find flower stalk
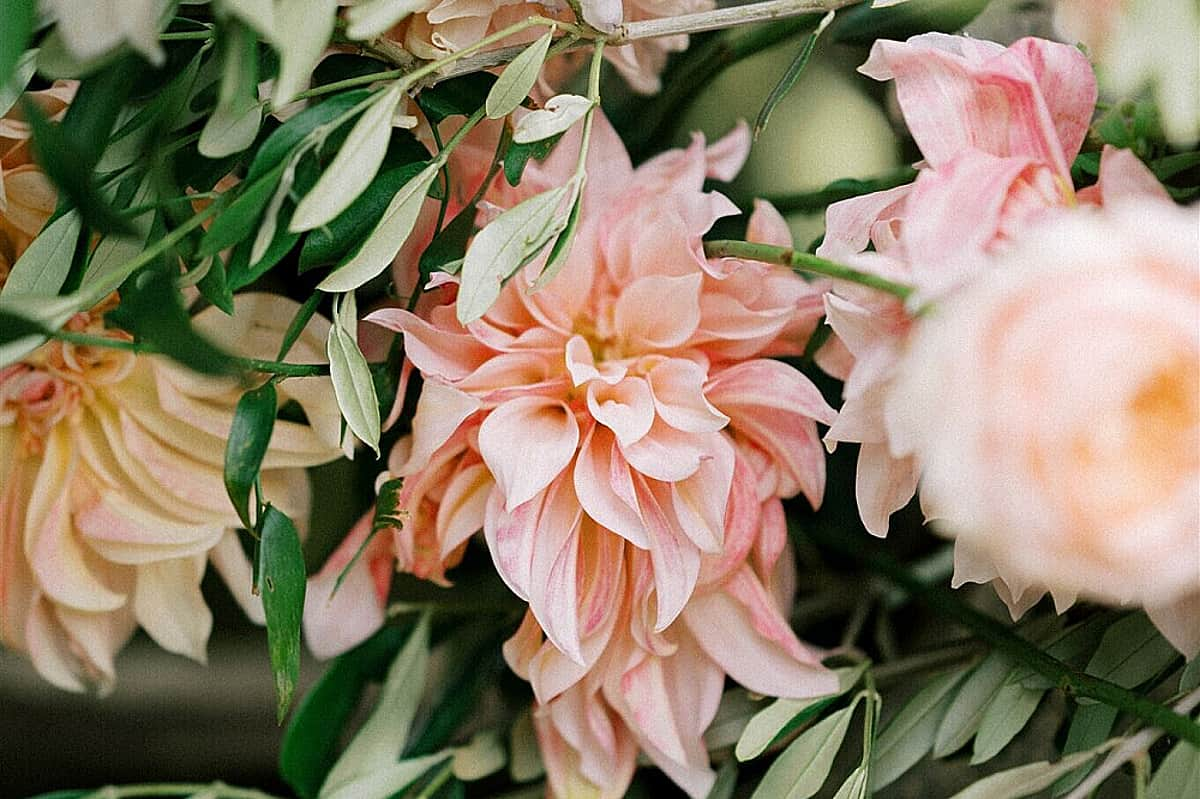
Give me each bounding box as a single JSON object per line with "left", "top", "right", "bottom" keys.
{"left": 703, "top": 239, "right": 916, "bottom": 300}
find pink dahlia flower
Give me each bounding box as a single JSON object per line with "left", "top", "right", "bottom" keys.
{"left": 817, "top": 34, "right": 1170, "bottom": 537}
{"left": 886, "top": 198, "right": 1200, "bottom": 657}
{"left": 306, "top": 115, "right": 840, "bottom": 794}
{"left": 0, "top": 294, "right": 342, "bottom": 691}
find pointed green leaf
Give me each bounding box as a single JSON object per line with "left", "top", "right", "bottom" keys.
{"left": 200, "top": 21, "right": 263, "bottom": 158}
{"left": 1182, "top": 658, "right": 1200, "bottom": 693}
{"left": 707, "top": 761, "right": 738, "bottom": 799}
{"left": 736, "top": 664, "right": 864, "bottom": 762}
{"left": 970, "top": 682, "right": 1044, "bottom": 764}
{"left": 258, "top": 505, "right": 306, "bottom": 723}
{"left": 317, "top": 161, "right": 439, "bottom": 293}
{"left": 1147, "top": 741, "right": 1200, "bottom": 799}
{"left": 831, "top": 765, "right": 868, "bottom": 799}
{"left": 934, "top": 653, "right": 1013, "bottom": 758}
{"left": 291, "top": 84, "right": 404, "bottom": 232}
{"left": 198, "top": 161, "right": 286, "bottom": 257}
{"left": 0, "top": 48, "right": 38, "bottom": 119}
{"left": 754, "top": 10, "right": 833, "bottom": 137}
{"left": 831, "top": 0, "right": 990, "bottom": 45}
{"left": 321, "top": 613, "right": 433, "bottom": 796}
{"left": 485, "top": 30, "right": 553, "bottom": 119}
{"left": 1, "top": 210, "right": 82, "bottom": 298}
{"left": 1052, "top": 702, "right": 1119, "bottom": 796}
{"left": 503, "top": 131, "right": 563, "bottom": 186}
{"left": 281, "top": 624, "right": 415, "bottom": 799}
{"left": 457, "top": 184, "right": 567, "bottom": 324}
{"left": 322, "top": 753, "right": 450, "bottom": 799}
{"left": 0, "top": 0, "right": 35, "bottom": 91}
{"left": 870, "top": 668, "right": 965, "bottom": 791}
{"left": 529, "top": 180, "right": 583, "bottom": 292}
{"left": 1084, "top": 612, "right": 1181, "bottom": 691}
{"left": 326, "top": 295, "right": 381, "bottom": 453}
{"left": 947, "top": 744, "right": 1115, "bottom": 799}
{"left": 512, "top": 93, "right": 592, "bottom": 143}
{"left": 750, "top": 698, "right": 861, "bottom": 799}
{"left": 416, "top": 72, "right": 496, "bottom": 124}
{"left": 224, "top": 380, "right": 278, "bottom": 529}
{"left": 247, "top": 90, "right": 373, "bottom": 184}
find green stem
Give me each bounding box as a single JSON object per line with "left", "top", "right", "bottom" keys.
{"left": 49, "top": 330, "right": 333, "bottom": 377}
{"left": 803, "top": 527, "right": 1200, "bottom": 747}
{"left": 413, "top": 761, "right": 456, "bottom": 799}
{"left": 158, "top": 31, "right": 214, "bottom": 42}
{"left": 82, "top": 782, "right": 283, "bottom": 799}
{"left": 703, "top": 239, "right": 914, "bottom": 300}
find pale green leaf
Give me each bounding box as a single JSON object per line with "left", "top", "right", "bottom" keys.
{"left": 735, "top": 664, "right": 864, "bottom": 762}
{"left": 1084, "top": 613, "right": 1181, "bottom": 691}
{"left": 934, "top": 653, "right": 1013, "bottom": 757}
{"left": 0, "top": 48, "right": 38, "bottom": 119}
{"left": 456, "top": 185, "right": 567, "bottom": 324}
{"left": 970, "top": 682, "right": 1044, "bottom": 764}
{"left": 292, "top": 85, "right": 403, "bottom": 232}
{"left": 199, "top": 100, "right": 263, "bottom": 158}
{"left": 706, "top": 761, "right": 738, "bottom": 799}
{"left": 1052, "top": 702, "right": 1118, "bottom": 796}
{"left": 1181, "top": 658, "right": 1200, "bottom": 693}
{"left": 200, "top": 21, "right": 263, "bottom": 158}
{"left": 870, "top": 669, "right": 965, "bottom": 792}
{"left": 705, "top": 689, "right": 760, "bottom": 752}
{"left": 1, "top": 211, "right": 81, "bottom": 298}
{"left": 1147, "top": 741, "right": 1200, "bottom": 799}
{"left": 831, "top": 766, "right": 868, "bottom": 799}
{"left": 326, "top": 295, "right": 381, "bottom": 455}
{"left": 317, "top": 161, "right": 439, "bottom": 293}
{"left": 0, "top": 294, "right": 79, "bottom": 367}
{"left": 750, "top": 697, "right": 861, "bottom": 799}
{"left": 272, "top": 0, "right": 338, "bottom": 106}
{"left": 345, "top": 0, "right": 429, "bottom": 40}
{"left": 322, "top": 753, "right": 450, "bottom": 799}
{"left": 320, "top": 613, "right": 433, "bottom": 797}
{"left": 947, "top": 744, "right": 1117, "bottom": 799}
{"left": 512, "top": 93, "right": 593, "bottom": 144}
{"left": 485, "top": 30, "right": 553, "bottom": 119}
{"left": 452, "top": 730, "right": 507, "bottom": 781}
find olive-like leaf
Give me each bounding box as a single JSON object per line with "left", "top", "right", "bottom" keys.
{"left": 326, "top": 296, "right": 382, "bottom": 454}
{"left": 451, "top": 731, "right": 506, "bottom": 781}
{"left": 970, "top": 682, "right": 1044, "bottom": 764}
{"left": 736, "top": 664, "right": 866, "bottom": 762}
{"left": 1147, "top": 741, "right": 1200, "bottom": 799}
{"left": 947, "top": 744, "right": 1115, "bottom": 799}
{"left": 754, "top": 10, "right": 834, "bottom": 137}
{"left": 271, "top": 0, "right": 338, "bottom": 106}
{"left": 0, "top": 210, "right": 82, "bottom": 298}
{"left": 224, "top": 380, "right": 277, "bottom": 529}
{"left": 870, "top": 669, "right": 965, "bottom": 791}
{"left": 345, "top": 0, "right": 429, "bottom": 40}
{"left": 485, "top": 30, "right": 553, "bottom": 119}
{"left": 933, "top": 653, "right": 1012, "bottom": 758}
{"left": 1084, "top": 612, "right": 1181, "bottom": 691}
{"left": 258, "top": 505, "right": 307, "bottom": 724}
{"left": 750, "top": 697, "right": 861, "bottom": 799}
{"left": 512, "top": 93, "right": 592, "bottom": 144}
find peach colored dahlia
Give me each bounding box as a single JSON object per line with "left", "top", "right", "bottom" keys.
{"left": 307, "top": 116, "right": 840, "bottom": 795}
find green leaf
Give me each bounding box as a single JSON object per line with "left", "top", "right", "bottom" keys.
{"left": 326, "top": 294, "right": 382, "bottom": 453}
{"left": 485, "top": 30, "right": 553, "bottom": 119}
{"left": 61, "top": 55, "right": 137, "bottom": 167}
{"left": 0, "top": 47, "right": 38, "bottom": 119}
{"left": 247, "top": 90, "right": 373, "bottom": 184}
{"left": 417, "top": 73, "right": 496, "bottom": 124}
{"left": 281, "top": 624, "right": 415, "bottom": 799}
{"left": 106, "top": 268, "right": 238, "bottom": 375}
{"left": 970, "top": 682, "right": 1044, "bottom": 764}
{"left": 947, "top": 744, "right": 1115, "bottom": 799}
{"left": 1051, "top": 703, "right": 1119, "bottom": 796}
{"left": 706, "top": 761, "right": 738, "bottom": 799}
{"left": 503, "top": 131, "right": 563, "bottom": 186}
{"left": 750, "top": 697, "right": 861, "bottom": 799}
{"left": 736, "top": 664, "right": 865, "bottom": 761}
{"left": 754, "top": 10, "right": 833, "bottom": 138}
{"left": 224, "top": 380, "right": 278, "bottom": 529}
{"left": 292, "top": 84, "right": 405, "bottom": 232}
{"left": 933, "top": 653, "right": 1013, "bottom": 758}
{"left": 271, "top": 0, "right": 338, "bottom": 105}
{"left": 258, "top": 505, "right": 307, "bottom": 724}
{"left": 452, "top": 730, "right": 507, "bottom": 781}
{"left": 196, "top": 255, "right": 235, "bottom": 314}
{"left": 512, "top": 93, "right": 593, "bottom": 144}
{"left": 321, "top": 613, "right": 433, "bottom": 796}
{"left": 1084, "top": 613, "right": 1181, "bottom": 691}
{"left": 418, "top": 200, "right": 476, "bottom": 278}
{"left": 456, "top": 184, "right": 567, "bottom": 324}
{"left": 1148, "top": 741, "right": 1200, "bottom": 799}
{"left": 0, "top": 0, "right": 35, "bottom": 88}
{"left": 870, "top": 669, "right": 965, "bottom": 792}
{"left": 530, "top": 181, "right": 583, "bottom": 291}
{"left": 345, "top": 0, "right": 429, "bottom": 40}
{"left": 1182, "top": 657, "right": 1200, "bottom": 693}
{"left": 830, "top": 765, "right": 868, "bottom": 799}
{"left": 199, "top": 21, "right": 263, "bottom": 159}
{"left": 317, "top": 161, "right": 440, "bottom": 293}
{"left": 0, "top": 294, "right": 79, "bottom": 366}
{"left": 322, "top": 753, "right": 450, "bottom": 799}
{"left": 508, "top": 709, "right": 544, "bottom": 783}
{"left": 223, "top": 0, "right": 277, "bottom": 37}
{"left": 831, "top": 0, "right": 991, "bottom": 45}
{"left": 0, "top": 210, "right": 82, "bottom": 298}
{"left": 21, "top": 98, "right": 134, "bottom": 235}
{"left": 1014, "top": 614, "right": 1110, "bottom": 690}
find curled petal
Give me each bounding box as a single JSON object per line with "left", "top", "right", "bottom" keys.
{"left": 587, "top": 377, "right": 655, "bottom": 447}
{"left": 646, "top": 359, "right": 728, "bottom": 433}
{"left": 479, "top": 396, "right": 579, "bottom": 510}
{"left": 574, "top": 425, "right": 649, "bottom": 549}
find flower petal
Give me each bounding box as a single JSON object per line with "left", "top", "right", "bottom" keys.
{"left": 479, "top": 396, "right": 579, "bottom": 510}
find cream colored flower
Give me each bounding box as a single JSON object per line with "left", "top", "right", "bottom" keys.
{"left": 0, "top": 294, "right": 342, "bottom": 692}
{"left": 886, "top": 198, "right": 1200, "bottom": 655}
{"left": 41, "top": 0, "right": 168, "bottom": 67}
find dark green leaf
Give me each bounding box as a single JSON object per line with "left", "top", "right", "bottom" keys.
{"left": 417, "top": 200, "right": 476, "bottom": 278}
{"left": 21, "top": 99, "right": 134, "bottom": 235}
{"left": 198, "top": 160, "right": 286, "bottom": 257}
{"left": 258, "top": 505, "right": 307, "bottom": 724}
{"left": 754, "top": 12, "right": 831, "bottom": 138}
{"left": 1084, "top": 612, "right": 1181, "bottom": 690}
{"left": 62, "top": 55, "right": 138, "bottom": 166}
{"left": 0, "top": 308, "right": 48, "bottom": 342}
{"left": 417, "top": 72, "right": 497, "bottom": 124}
{"left": 1151, "top": 151, "right": 1200, "bottom": 181}
{"left": 224, "top": 381, "right": 278, "bottom": 529}
{"left": 246, "top": 89, "right": 372, "bottom": 184}
{"left": 299, "top": 156, "right": 430, "bottom": 272}
{"left": 769, "top": 167, "right": 919, "bottom": 214}
{"left": 503, "top": 131, "right": 564, "bottom": 186}
{"left": 1051, "top": 703, "right": 1118, "bottom": 796}
{"left": 106, "top": 267, "right": 238, "bottom": 375}
{"left": 196, "top": 255, "right": 235, "bottom": 314}
{"left": 280, "top": 623, "right": 414, "bottom": 799}
{"left": 312, "top": 53, "right": 391, "bottom": 87}
{"left": 0, "top": 0, "right": 35, "bottom": 86}
{"left": 831, "top": 0, "right": 991, "bottom": 45}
